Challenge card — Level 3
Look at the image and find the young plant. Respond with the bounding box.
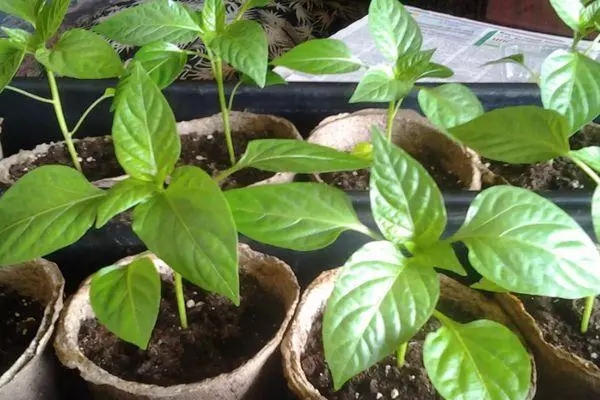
[418,0,600,334]
[0,0,123,171]
[271,0,453,139]
[227,127,600,399]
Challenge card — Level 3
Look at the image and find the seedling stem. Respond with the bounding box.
[396,341,408,367]
[174,272,189,329]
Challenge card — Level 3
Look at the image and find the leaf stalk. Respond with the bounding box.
[396,341,408,368]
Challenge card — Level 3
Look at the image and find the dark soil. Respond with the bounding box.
[79,273,284,386]
[519,295,600,368]
[302,300,476,399]
[7,132,275,189]
[486,124,600,191]
[0,285,44,375]
[320,152,465,191]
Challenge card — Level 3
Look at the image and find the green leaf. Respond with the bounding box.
[271,38,361,75]
[395,49,435,80]
[482,53,525,67]
[1,27,38,51]
[134,41,186,89]
[350,66,410,103]
[211,20,268,87]
[419,83,484,130]
[370,127,446,248]
[200,0,225,42]
[35,29,123,79]
[351,142,373,161]
[240,69,287,87]
[594,185,600,242]
[0,165,104,265]
[96,178,158,228]
[414,241,467,276]
[583,0,600,27]
[471,277,508,293]
[448,106,570,163]
[418,62,453,79]
[0,0,41,24]
[368,0,422,61]
[90,257,161,349]
[93,0,200,46]
[453,185,600,298]
[133,166,239,303]
[236,139,369,173]
[0,39,25,92]
[36,0,70,41]
[541,50,600,133]
[549,0,584,30]
[324,241,439,389]
[569,146,600,173]
[424,318,532,400]
[113,62,181,183]
[245,0,270,7]
[225,183,368,251]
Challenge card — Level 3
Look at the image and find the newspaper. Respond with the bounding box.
[278,6,598,83]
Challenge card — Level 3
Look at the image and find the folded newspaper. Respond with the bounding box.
[277,6,598,83]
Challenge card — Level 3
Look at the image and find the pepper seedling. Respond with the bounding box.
[0,0,123,171]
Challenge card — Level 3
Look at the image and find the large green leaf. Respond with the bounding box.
[419,83,484,130]
[225,183,369,251]
[593,185,600,242]
[1,27,40,51]
[90,257,161,349]
[0,0,41,24]
[453,186,600,298]
[36,0,70,41]
[35,29,123,79]
[583,0,600,27]
[424,318,532,400]
[133,166,239,303]
[395,49,435,80]
[200,0,225,42]
[211,20,268,87]
[549,0,584,30]
[368,0,422,61]
[323,241,439,389]
[134,42,187,89]
[418,62,453,79]
[0,39,25,92]
[235,139,370,173]
[350,65,410,103]
[413,241,467,276]
[112,62,180,183]
[0,166,104,265]
[271,39,361,75]
[569,146,600,173]
[448,106,570,163]
[541,50,600,133]
[93,0,200,46]
[96,178,158,228]
[370,127,446,248]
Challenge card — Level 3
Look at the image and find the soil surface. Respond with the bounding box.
[486,124,600,191]
[6,132,275,189]
[0,285,44,376]
[79,273,284,386]
[320,151,465,191]
[519,295,600,368]
[302,300,477,399]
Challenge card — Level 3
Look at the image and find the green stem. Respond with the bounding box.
[396,342,408,368]
[5,85,54,103]
[569,154,600,185]
[174,273,189,329]
[228,80,243,112]
[572,32,582,51]
[581,296,595,333]
[47,70,82,172]
[432,309,454,326]
[214,165,241,183]
[211,55,236,165]
[234,0,252,21]
[386,101,395,142]
[70,93,114,137]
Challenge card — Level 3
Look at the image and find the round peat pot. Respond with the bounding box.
[496,293,600,398]
[282,269,537,399]
[0,259,65,400]
[307,109,495,191]
[54,244,300,400]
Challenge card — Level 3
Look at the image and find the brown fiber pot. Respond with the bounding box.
[496,293,600,398]
[0,111,301,188]
[54,243,300,400]
[307,109,497,189]
[282,269,537,399]
[0,259,65,400]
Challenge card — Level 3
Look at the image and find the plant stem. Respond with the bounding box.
[234,0,252,22]
[47,70,82,172]
[211,55,236,165]
[5,85,54,103]
[432,309,454,326]
[569,154,600,186]
[572,32,582,51]
[582,296,595,333]
[174,272,189,329]
[396,342,408,368]
[386,101,395,142]
[228,80,243,112]
[71,93,114,137]
[214,165,241,183]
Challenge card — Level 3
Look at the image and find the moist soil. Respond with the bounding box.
[320,152,465,191]
[302,300,476,399]
[79,273,284,386]
[6,132,275,189]
[0,285,44,376]
[518,295,600,368]
[485,123,600,191]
